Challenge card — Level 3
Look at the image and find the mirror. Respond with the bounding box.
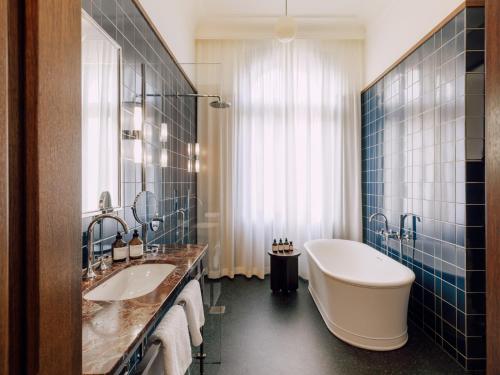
[132,191,162,231]
[81,11,122,216]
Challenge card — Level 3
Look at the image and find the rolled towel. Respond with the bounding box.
[175,279,205,346]
[151,305,192,375]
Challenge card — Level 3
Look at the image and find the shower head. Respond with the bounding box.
[210,99,231,109]
[171,93,231,109]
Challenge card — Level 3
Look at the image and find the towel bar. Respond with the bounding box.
[137,299,205,375]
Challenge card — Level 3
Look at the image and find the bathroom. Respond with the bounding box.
[0,0,498,374]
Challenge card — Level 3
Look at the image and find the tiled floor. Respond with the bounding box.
[195,276,467,375]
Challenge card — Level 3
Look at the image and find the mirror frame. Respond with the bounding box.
[81,10,123,217]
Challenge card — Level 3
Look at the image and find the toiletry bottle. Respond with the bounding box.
[129,229,144,259]
[284,238,289,252]
[278,238,284,252]
[289,241,294,252]
[272,239,278,253]
[112,232,128,262]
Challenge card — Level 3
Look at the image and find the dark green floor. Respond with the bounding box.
[194,276,467,375]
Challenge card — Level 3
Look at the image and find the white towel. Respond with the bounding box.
[150,305,192,375]
[175,279,205,346]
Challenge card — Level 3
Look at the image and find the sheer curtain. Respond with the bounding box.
[196,39,363,279]
[82,35,120,213]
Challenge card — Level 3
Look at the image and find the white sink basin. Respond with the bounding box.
[84,264,176,301]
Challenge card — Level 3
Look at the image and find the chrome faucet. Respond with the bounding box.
[368,212,399,240]
[399,213,421,241]
[84,213,129,280]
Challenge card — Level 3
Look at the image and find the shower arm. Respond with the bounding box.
[174,92,223,102]
[145,92,223,101]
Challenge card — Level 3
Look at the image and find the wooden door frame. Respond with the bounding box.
[485,0,500,373]
[0,0,9,371]
[0,0,82,373]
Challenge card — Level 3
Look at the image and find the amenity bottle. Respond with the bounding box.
[112,232,128,262]
[272,239,278,253]
[129,229,144,259]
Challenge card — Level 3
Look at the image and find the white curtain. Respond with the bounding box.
[196,39,363,279]
[81,31,120,214]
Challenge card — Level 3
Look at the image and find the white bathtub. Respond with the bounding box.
[304,239,415,351]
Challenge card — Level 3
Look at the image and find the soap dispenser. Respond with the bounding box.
[112,232,128,262]
[129,229,144,259]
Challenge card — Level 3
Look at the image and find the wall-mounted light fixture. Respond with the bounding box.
[194,143,200,173]
[160,122,168,168]
[122,99,143,164]
[186,142,200,173]
[160,122,168,142]
[160,148,168,168]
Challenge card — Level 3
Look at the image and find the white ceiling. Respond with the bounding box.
[197,0,394,21]
[195,0,396,39]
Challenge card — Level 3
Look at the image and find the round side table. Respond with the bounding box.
[267,250,301,292]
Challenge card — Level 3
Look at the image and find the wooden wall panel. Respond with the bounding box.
[485,0,500,373]
[0,0,9,372]
[23,0,82,373]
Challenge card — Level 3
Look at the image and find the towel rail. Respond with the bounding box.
[136,299,204,375]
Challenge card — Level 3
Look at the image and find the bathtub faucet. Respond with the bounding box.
[399,213,421,241]
[368,212,399,240]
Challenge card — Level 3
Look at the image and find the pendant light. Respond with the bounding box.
[275,0,297,43]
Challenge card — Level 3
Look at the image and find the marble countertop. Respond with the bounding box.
[82,244,208,375]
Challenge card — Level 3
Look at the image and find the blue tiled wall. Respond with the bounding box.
[82,0,198,266]
[361,8,485,371]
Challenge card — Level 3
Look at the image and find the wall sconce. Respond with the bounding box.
[161,148,168,168]
[186,143,199,173]
[133,137,142,164]
[133,103,142,131]
[160,122,168,142]
[160,122,168,168]
[123,129,142,164]
[125,101,142,164]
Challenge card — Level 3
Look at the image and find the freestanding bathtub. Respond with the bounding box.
[304,239,415,351]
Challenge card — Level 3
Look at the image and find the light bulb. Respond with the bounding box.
[160,122,168,142]
[275,16,297,43]
[187,143,192,157]
[133,104,142,131]
[160,148,168,168]
[133,139,142,164]
[195,159,200,173]
[187,160,192,173]
[194,143,200,157]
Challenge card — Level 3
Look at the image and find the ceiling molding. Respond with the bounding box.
[196,17,365,40]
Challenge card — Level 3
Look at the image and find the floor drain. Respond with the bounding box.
[209,306,226,315]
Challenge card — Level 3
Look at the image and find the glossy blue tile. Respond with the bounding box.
[361,7,485,369]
